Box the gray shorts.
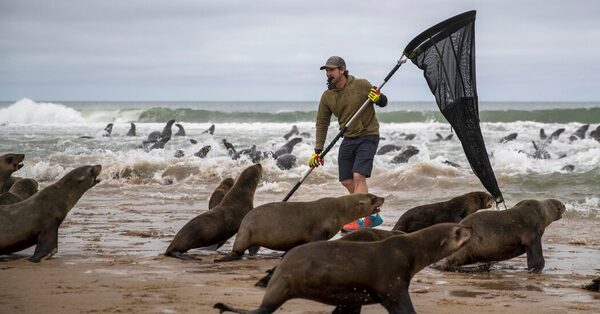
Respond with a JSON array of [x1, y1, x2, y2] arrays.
[[338, 135, 379, 181]]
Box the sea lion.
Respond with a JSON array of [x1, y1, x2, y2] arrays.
[[147, 119, 176, 143], [194, 145, 211, 158], [432, 133, 453, 142], [532, 141, 551, 159], [283, 125, 299, 140], [376, 144, 402, 155], [165, 164, 262, 260], [546, 128, 565, 144], [561, 165, 575, 172], [540, 128, 547, 140], [589, 125, 600, 142], [255, 228, 406, 288], [222, 139, 237, 157], [174, 150, 185, 158], [0, 165, 101, 262], [275, 153, 296, 170], [273, 137, 302, 158], [391, 145, 419, 164], [174, 123, 186, 136], [150, 136, 170, 150], [569, 124, 589, 142], [214, 223, 472, 314], [0, 178, 38, 205], [214, 193, 385, 262], [404, 133, 416, 140], [393, 191, 494, 233], [0, 153, 25, 193], [443, 160, 461, 168], [102, 123, 113, 137], [202, 124, 215, 135], [208, 178, 235, 209], [439, 199, 565, 273], [499, 133, 518, 143], [126, 122, 136, 136]]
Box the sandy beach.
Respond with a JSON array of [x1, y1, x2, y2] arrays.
[[1, 181, 598, 314]]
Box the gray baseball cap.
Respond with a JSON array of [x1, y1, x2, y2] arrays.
[[320, 56, 346, 70]]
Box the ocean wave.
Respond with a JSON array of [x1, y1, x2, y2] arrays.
[[0, 99, 86, 124]]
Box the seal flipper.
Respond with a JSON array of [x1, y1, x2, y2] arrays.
[[28, 223, 59, 263], [526, 236, 545, 273], [164, 251, 201, 261], [214, 251, 243, 262], [381, 288, 415, 314]]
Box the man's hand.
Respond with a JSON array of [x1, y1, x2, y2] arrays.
[[368, 87, 381, 103], [308, 151, 324, 168]]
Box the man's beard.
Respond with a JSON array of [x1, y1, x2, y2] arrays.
[[327, 77, 335, 90]]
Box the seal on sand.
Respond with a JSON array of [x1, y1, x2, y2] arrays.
[[0, 153, 25, 193], [164, 164, 263, 260], [0, 165, 101, 262], [214, 193, 384, 262], [0, 178, 38, 205], [214, 223, 472, 314], [393, 191, 494, 233], [439, 199, 565, 273], [254, 228, 406, 288]]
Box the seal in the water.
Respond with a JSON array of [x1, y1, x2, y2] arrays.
[[0, 153, 25, 193], [589, 125, 600, 142], [102, 123, 113, 137], [194, 145, 211, 158], [275, 153, 296, 170], [393, 191, 494, 233], [376, 144, 402, 155], [391, 145, 419, 164], [202, 124, 215, 135], [0, 165, 101, 262], [175, 123, 186, 136], [150, 136, 170, 150], [499, 133, 518, 143], [283, 125, 299, 140], [214, 193, 384, 262], [126, 122, 136, 136], [208, 178, 235, 209], [569, 124, 589, 142], [164, 164, 263, 260], [0, 178, 38, 205], [439, 199, 565, 273], [273, 137, 302, 158], [214, 223, 472, 314]]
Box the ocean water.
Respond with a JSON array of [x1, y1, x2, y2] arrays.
[[1, 98, 599, 219]]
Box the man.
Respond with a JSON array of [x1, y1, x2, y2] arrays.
[[309, 56, 387, 232]]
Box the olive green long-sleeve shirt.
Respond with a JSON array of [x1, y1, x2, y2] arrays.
[[314, 75, 381, 151]]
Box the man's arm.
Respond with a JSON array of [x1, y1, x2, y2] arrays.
[[315, 94, 332, 151]]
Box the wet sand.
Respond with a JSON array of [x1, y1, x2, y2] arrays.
[[1, 183, 599, 313]]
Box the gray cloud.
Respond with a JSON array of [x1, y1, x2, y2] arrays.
[[1, 0, 599, 101]]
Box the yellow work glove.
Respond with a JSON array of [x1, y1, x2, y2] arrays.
[[368, 87, 381, 103], [308, 152, 324, 168]]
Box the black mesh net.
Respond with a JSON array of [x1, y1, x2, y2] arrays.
[[404, 11, 504, 203]]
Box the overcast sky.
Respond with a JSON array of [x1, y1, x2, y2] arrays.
[[1, 0, 599, 102]]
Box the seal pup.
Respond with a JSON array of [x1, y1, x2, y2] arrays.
[[214, 193, 384, 262], [208, 178, 235, 209], [275, 153, 296, 170], [164, 164, 262, 260], [393, 191, 494, 233], [283, 125, 299, 140], [273, 137, 302, 159], [174, 123, 186, 136], [439, 199, 565, 273], [391, 145, 419, 164], [376, 144, 402, 155], [214, 223, 472, 314], [0, 178, 38, 205], [0, 165, 101, 262], [126, 122, 136, 136], [499, 133, 518, 143], [0, 153, 25, 193]]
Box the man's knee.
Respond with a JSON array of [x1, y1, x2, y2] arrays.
[[353, 172, 367, 183]]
